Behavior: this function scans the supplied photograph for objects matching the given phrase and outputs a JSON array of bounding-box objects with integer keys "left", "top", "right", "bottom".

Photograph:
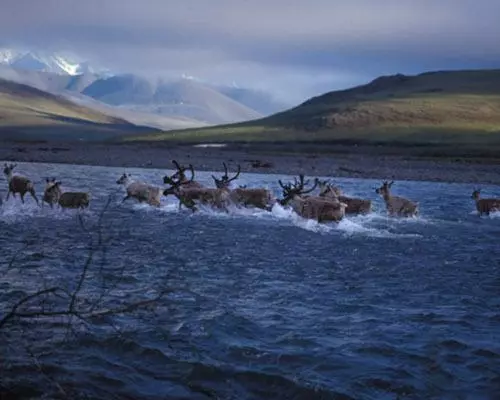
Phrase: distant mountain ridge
[
  {"left": 0, "top": 48, "right": 110, "bottom": 76},
  {"left": 81, "top": 75, "right": 264, "bottom": 124},
  {"left": 126, "top": 68, "right": 500, "bottom": 152},
  {"left": 0, "top": 47, "right": 291, "bottom": 130}
]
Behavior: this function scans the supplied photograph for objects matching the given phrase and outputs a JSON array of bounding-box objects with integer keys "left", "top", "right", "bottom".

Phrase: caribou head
[
  {"left": 278, "top": 175, "right": 318, "bottom": 206},
  {"left": 212, "top": 162, "right": 241, "bottom": 189},
  {"left": 375, "top": 180, "right": 394, "bottom": 197},
  {"left": 3, "top": 163, "right": 17, "bottom": 177},
  {"left": 116, "top": 173, "right": 132, "bottom": 185},
  {"left": 164, "top": 160, "right": 195, "bottom": 185}
]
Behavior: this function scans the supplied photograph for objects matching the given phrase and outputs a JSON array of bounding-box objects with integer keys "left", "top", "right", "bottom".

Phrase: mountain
[
  {"left": 0, "top": 78, "right": 152, "bottom": 141},
  {"left": 0, "top": 66, "right": 205, "bottom": 130},
  {"left": 0, "top": 48, "right": 110, "bottom": 76},
  {"left": 0, "top": 48, "right": 281, "bottom": 128},
  {"left": 64, "top": 90, "right": 208, "bottom": 131},
  {"left": 0, "top": 63, "right": 74, "bottom": 92},
  {"left": 125, "top": 69, "right": 500, "bottom": 155},
  {"left": 83, "top": 75, "right": 263, "bottom": 125},
  {"left": 216, "top": 85, "right": 291, "bottom": 115}
]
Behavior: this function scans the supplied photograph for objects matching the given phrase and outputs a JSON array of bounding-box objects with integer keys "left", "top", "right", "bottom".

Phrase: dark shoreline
[{"left": 1, "top": 141, "right": 500, "bottom": 186}]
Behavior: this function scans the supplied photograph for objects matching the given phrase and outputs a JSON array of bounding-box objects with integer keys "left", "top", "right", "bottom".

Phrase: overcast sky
[{"left": 1, "top": 0, "right": 499, "bottom": 103}]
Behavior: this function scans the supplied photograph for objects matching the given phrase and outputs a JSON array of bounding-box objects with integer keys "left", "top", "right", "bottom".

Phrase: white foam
[
  {"left": 269, "top": 203, "right": 422, "bottom": 237},
  {"left": 470, "top": 208, "right": 500, "bottom": 219},
  {"left": 489, "top": 211, "right": 500, "bottom": 219},
  {"left": 337, "top": 217, "right": 422, "bottom": 239},
  {"left": 0, "top": 199, "right": 97, "bottom": 224},
  {"left": 267, "top": 203, "right": 336, "bottom": 234},
  {"left": 0, "top": 200, "right": 40, "bottom": 222}
]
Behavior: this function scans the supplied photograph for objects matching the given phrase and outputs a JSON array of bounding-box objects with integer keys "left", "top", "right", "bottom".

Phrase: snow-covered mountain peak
[{"left": 0, "top": 48, "right": 110, "bottom": 76}]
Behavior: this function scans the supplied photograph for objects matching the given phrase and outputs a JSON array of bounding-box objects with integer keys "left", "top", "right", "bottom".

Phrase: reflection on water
[{"left": 1, "top": 161, "right": 500, "bottom": 399}]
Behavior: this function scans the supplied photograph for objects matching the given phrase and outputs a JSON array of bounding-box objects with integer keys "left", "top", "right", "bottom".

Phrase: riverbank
[{"left": 1, "top": 141, "right": 500, "bottom": 185}]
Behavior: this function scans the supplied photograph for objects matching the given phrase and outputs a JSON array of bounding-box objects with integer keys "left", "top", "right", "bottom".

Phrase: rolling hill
[
  {"left": 127, "top": 69, "right": 500, "bottom": 154},
  {"left": 0, "top": 64, "right": 270, "bottom": 128},
  {"left": 82, "top": 75, "right": 263, "bottom": 125},
  {"left": 0, "top": 48, "right": 290, "bottom": 128},
  {"left": 0, "top": 78, "right": 153, "bottom": 141}
]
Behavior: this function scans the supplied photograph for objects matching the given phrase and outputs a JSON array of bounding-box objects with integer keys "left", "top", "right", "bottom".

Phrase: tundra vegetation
[{"left": 124, "top": 70, "right": 500, "bottom": 161}]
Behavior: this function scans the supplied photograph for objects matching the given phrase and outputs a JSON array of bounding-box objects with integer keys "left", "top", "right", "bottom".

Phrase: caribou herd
[{"left": 2, "top": 161, "right": 500, "bottom": 220}]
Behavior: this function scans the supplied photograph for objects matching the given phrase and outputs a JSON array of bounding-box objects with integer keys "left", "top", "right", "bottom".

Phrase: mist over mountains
[{"left": 0, "top": 48, "right": 291, "bottom": 130}]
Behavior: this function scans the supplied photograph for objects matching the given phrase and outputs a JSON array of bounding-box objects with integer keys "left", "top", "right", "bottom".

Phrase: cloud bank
[{"left": 1, "top": 0, "right": 499, "bottom": 102}]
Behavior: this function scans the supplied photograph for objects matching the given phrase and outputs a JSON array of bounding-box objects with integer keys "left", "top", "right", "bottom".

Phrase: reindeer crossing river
[{"left": 2, "top": 161, "right": 498, "bottom": 224}]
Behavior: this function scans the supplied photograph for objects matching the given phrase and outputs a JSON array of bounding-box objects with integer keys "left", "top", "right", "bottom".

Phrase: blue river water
[{"left": 1, "top": 161, "right": 499, "bottom": 399}]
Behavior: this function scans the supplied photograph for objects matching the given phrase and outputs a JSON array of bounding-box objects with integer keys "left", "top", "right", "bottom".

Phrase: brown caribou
[
  {"left": 42, "top": 177, "right": 59, "bottom": 208},
  {"left": 375, "top": 180, "right": 418, "bottom": 217},
  {"left": 471, "top": 189, "right": 500, "bottom": 216},
  {"left": 317, "top": 179, "right": 372, "bottom": 215},
  {"left": 163, "top": 164, "right": 230, "bottom": 212},
  {"left": 3, "top": 163, "right": 39, "bottom": 205},
  {"left": 212, "top": 162, "right": 276, "bottom": 211},
  {"left": 278, "top": 175, "right": 347, "bottom": 223},
  {"left": 163, "top": 160, "right": 204, "bottom": 189},
  {"left": 44, "top": 181, "right": 91, "bottom": 210}
]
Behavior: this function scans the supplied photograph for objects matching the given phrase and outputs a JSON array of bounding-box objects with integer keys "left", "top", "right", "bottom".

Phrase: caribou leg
[{"left": 30, "top": 189, "right": 39, "bottom": 206}]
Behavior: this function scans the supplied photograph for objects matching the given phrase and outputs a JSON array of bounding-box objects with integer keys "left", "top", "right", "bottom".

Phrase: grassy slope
[
  {"left": 125, "top": 69, "right": 500, "bottom": 151},
  {"left": 0, "top": 78, "right": 152, "bottom": 141}
]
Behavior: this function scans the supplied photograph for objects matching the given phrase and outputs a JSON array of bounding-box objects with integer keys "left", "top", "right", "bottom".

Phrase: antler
[
  {"left": 293, "top": 175, "right": 308, "bottom": 191},
  {"left": 172, "top": 160, "right": 182, "bottom": 172},
  {"left": 279, "top": 174, "right": 317, "bottom": 197},
  {"left": 278, "top": 179, "right": 291, "bottom": 191},
  {"left": 298, "top": 176, "right": 318, "bottom": 195},
  {"left": 227, "top": 164, "right": 241, "bottom": 183},
  {"left": 213, "top": 162, "right": 241, "bottom": 188}
]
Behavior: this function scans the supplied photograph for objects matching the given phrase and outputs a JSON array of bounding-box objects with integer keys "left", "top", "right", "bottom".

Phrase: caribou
[
  {"left": 117, "top": 173, "right": 162, "bottom": 207},
  {"left": 44, "top": 181, "right": 91, "bottom": 210},
  {"left": 42, "top": 177, "right": 59, "bottom": 208},
  {"left": 471, "top": 189, "right": 500, "bottom": 216},
  {"left": 163, "top": 164, "right": 230, "bottom": 212},
  {"left": 212, "top": 162, "right": 277, "bottom": 211},
  {"left": 317, "top": 179, "right": 372, "bottom": 215},
  {"left": 3, "top": 163, "right": 39, "bottom": 205},
  {"left": 278, "top": 175, "right": 347, "bottom": 223},
  {"left": 375, "top": 180, "right": 418, "bottom": 217},
  {"left": 163, "top": 160, "right": 204, "bottom": 189}
]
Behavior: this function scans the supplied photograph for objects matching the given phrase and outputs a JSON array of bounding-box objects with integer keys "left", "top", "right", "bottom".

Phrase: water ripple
[{"left": 1, "top": 161, "right": 500, "bottom": 399}]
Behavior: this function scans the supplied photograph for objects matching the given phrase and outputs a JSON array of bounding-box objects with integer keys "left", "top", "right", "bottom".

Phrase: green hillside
[
  {"left": 0, "top": 78, "right": 151, "bottom": 141},
  {"left": 125, "top": 69, "right": 500, "bottom": 153}
]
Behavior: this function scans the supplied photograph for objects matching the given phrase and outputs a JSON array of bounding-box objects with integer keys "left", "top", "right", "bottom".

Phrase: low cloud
[{"left": 1, "top": 0, "right": 499, "bottom": 102}]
